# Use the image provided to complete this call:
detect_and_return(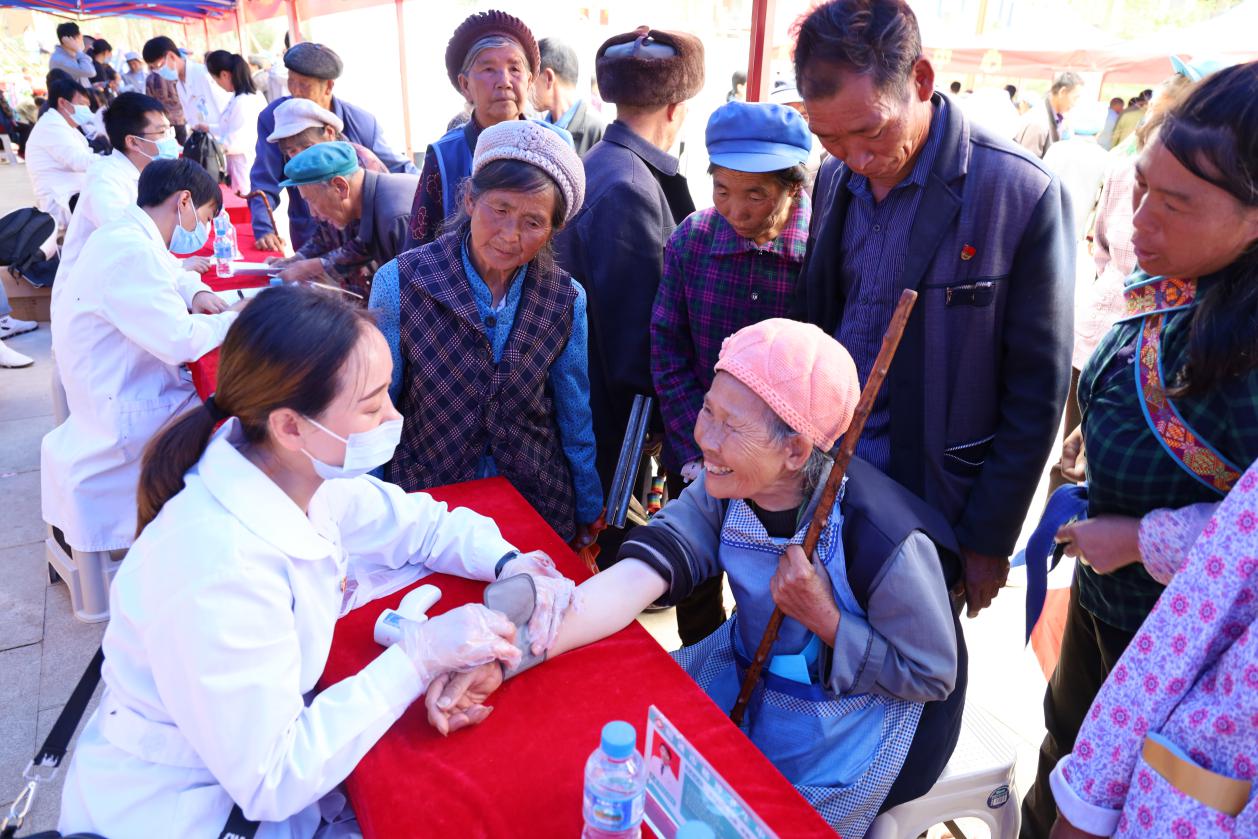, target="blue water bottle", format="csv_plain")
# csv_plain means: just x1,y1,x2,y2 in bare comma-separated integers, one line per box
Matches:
212,209,233,278
582,721,647,839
